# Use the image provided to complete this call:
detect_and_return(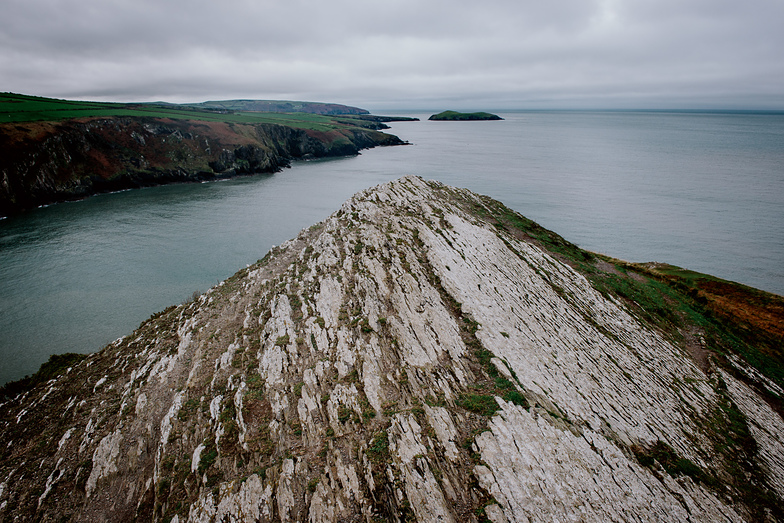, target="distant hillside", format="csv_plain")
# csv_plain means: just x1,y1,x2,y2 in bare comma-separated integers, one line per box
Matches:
429,110,503,121
0,93,405,215
184,100,370,115
0,93,373,124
